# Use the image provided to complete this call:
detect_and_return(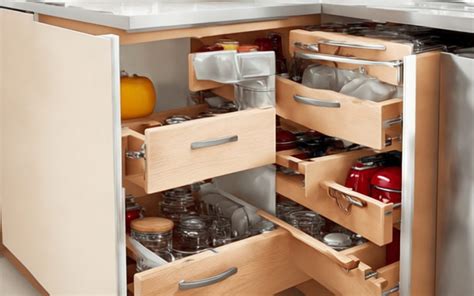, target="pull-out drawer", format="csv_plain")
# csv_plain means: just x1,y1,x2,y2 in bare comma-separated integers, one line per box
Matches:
289,30,413,86
122,104,275,194
260,212,400,296
275,149,401,246
276,77,403,150
278,29,413,150
133,228,309,296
